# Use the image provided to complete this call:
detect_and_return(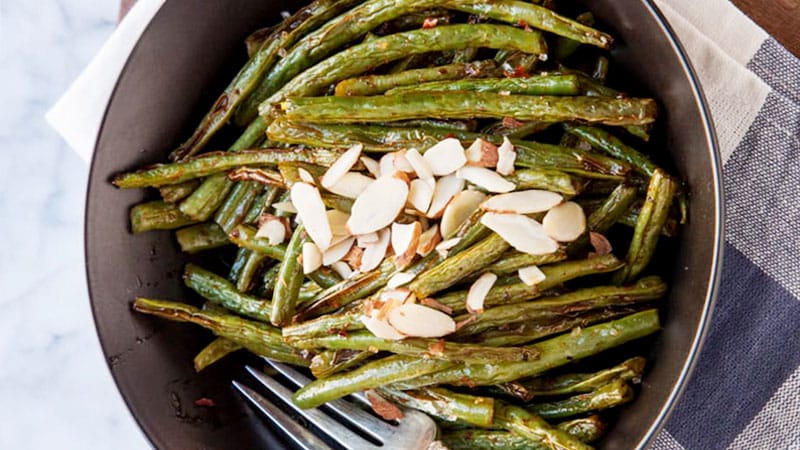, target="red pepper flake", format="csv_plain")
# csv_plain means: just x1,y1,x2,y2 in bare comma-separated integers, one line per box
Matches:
422,17,439,29
445,132,456,139
194,397,215,407
505,65,530,78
